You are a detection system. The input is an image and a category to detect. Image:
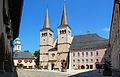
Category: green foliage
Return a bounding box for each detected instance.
[103,59,112,71]
[24,50,29,52]
[34,50,40,66]
[34,65,39,69]
[34,50,40,57]
[17,64,23,69]
[78,65,80,69]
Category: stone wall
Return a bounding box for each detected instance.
[109,0,120,71]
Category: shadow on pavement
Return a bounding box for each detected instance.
[0,71,18,77]
[68,69,120,77]
[68,69,104,77]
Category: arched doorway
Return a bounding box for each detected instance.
[86,64,89,69]
[95,62,99,69]
[81,65,85,69]
[51,63,54,70]
[0,33,5,72]
[0,33,5,60]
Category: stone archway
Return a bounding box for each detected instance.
[81,65,85,69]
[51,63,54,70]
[86,64,89,69]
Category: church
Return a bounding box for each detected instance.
[40,4,108,70]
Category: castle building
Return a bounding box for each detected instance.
[69,34,108,69]
[13,38,36,69]
[40,4,108,70]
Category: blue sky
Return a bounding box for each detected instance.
[17,0,114,53]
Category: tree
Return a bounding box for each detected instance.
[24,50,29,52]
[103,58,112,76]
[34,50,40,67]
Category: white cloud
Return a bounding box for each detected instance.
[102,28,110,32]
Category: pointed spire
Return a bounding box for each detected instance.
[61,2,68,25]
[44,8,50,28]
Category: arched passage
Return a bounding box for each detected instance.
[0,33,5,72]
[81,65,85,69]
[51,63,54,70]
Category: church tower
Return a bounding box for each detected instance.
[15,38,21,52]
[40,8,53,68]
[57,3,72,65]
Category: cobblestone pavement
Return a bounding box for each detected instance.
[0,69,119,77]
[17,69,68,77]
[68,69,120,77]
[17,69,120,77]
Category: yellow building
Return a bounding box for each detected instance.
[13,52,35,69]
[13,38,35,69]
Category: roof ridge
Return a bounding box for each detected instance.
[72,39,108,43]
[73,33,96,37]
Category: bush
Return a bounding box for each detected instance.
[34,65,39,69]
[17,64,23,69]
[103,59,112,76]
[78,65,80,69]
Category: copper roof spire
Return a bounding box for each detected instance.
[44,8,50,28]
[61,2,68,25]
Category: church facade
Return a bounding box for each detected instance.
[40,4,108,70]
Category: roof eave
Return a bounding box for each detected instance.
[8,0,24,40]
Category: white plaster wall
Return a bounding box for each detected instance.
[14,59,35,68]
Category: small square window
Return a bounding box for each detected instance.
[86,52,88,57]
[96,51,99,56]
[86,59,88,63]
[82,59,84,63]
[82,52,84,57]
[91,52,93,56]
[91,59,93,63]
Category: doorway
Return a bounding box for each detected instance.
[81,65,85,69]
[90,65,93,69]
[51,63,54,70]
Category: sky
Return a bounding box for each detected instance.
[16,0,114,53]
